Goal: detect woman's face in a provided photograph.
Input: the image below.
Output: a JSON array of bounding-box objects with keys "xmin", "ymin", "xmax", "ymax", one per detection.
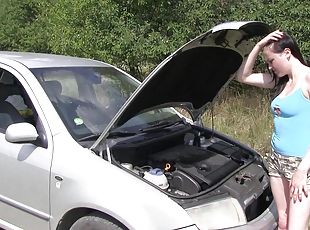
[{"xmin": 263, "ymin": 46, "xmax": 290, "ymax": 77}]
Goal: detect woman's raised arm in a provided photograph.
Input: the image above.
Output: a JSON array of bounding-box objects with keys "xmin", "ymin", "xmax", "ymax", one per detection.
[{"xmin": 235, "ymin": 30, "xmax": 284, "ymax": 89}]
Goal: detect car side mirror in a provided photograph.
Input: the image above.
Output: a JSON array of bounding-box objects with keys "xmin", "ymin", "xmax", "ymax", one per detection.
[{"xmin": 5, "ymin": 122, "xmax": 39, "ymax": 143}]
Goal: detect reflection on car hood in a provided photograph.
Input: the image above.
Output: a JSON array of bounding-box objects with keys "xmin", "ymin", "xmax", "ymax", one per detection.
[{"xmin": 91, "ymin": 21, "xmax": 271, "ymax": 149}]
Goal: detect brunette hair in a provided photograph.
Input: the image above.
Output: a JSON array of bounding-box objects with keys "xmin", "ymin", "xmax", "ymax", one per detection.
[{"xmin": 265, "ymin": 32, "xmax": 306, "ymax": 97}]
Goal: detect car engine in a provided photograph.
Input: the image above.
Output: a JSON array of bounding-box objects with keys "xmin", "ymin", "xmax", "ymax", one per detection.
[{"xmin": 108, "ymin": 124, "xmax": 273, "ymax": 221}]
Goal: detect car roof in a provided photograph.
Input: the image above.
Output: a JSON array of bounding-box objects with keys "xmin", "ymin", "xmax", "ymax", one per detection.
[{"xmin": 0, "ymin": 51, "xmax": 109, "ymax": 68}]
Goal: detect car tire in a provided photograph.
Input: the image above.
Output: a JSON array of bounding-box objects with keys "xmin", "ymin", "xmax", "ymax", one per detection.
[{"xmin": 70, "ymin": 212, "xmax": 126, "ymax": 230}]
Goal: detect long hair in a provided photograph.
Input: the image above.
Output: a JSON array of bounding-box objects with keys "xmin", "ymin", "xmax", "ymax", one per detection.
[{"xmin": 265, "ymin": 32, "xmax": 306, "ymax": 97}]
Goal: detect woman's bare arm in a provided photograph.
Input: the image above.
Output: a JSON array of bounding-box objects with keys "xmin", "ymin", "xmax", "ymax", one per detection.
[{"xmin": 235, "ymin": 30, "xmax": 284, "ymax": 89}]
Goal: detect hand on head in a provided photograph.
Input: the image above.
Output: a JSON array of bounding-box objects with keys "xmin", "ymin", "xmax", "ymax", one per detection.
[{"xmin": 257, "ymin": 30, "xmax": 284, "ymax": 49}]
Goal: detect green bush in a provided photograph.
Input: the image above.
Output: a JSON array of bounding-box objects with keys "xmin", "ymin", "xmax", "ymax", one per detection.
[{"xmin": 2, "ymin": 0, "xmax": 309, "ymax": 80}]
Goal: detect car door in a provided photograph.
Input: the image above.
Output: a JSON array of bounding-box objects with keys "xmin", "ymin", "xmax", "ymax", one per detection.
[{"xmin": 0, "ymin": 66, "xmax": 52, "ymax": 230}]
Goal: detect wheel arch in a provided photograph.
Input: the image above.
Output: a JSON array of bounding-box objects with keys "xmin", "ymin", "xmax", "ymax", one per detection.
[{"xmin": 56, "ymin": 207, "xmax": 128, "ymax": 230}]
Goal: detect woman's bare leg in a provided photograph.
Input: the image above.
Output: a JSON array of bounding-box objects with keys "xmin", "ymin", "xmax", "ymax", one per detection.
[
  {"xmin": 288, "ymin": 189, "xmax": 310, "ymax": 230},
  {"xmin": 270, "ymin": 176, "xmax": 290, "ymax": 230}
]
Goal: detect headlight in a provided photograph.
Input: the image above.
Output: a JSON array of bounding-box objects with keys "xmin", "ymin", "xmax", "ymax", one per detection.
[{"xmin": 186, "ymin": 197, "xmax": 247, "ymax": 230}]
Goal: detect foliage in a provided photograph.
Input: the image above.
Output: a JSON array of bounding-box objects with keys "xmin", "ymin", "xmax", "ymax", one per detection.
[
  {"xmin": 203, "ymin": 87, "xmax": 273, "ymax": 155},
  {"xmin": 0, "ymin": 0, "xmax": 50, "ymax": 51},
  {"xmin": 1, "ymin": 0, "xmax": 310, "ymax": 79},
  {"xmin": 228, "ymin": 0, "xmax": 310, "ymax": 61},
  {"xmin": 41, "ymin": 0, "xmax": 231, "ymax": 79}
]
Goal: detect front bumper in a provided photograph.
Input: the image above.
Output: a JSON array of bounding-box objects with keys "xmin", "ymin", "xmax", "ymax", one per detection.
[{"xmin": 224, "ymin": 200, "xmax": 278, "ymax": 230}]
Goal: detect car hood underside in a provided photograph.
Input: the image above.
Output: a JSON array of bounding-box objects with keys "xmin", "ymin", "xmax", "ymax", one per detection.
[{"xmin": 117, "ymin": 46, "xmax": 243, "ymax": 125}]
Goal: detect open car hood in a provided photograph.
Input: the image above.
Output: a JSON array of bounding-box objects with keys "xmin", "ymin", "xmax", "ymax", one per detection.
[{"xmin": 91, "ymin": 21, "xmax": 271, "ymax": 149}]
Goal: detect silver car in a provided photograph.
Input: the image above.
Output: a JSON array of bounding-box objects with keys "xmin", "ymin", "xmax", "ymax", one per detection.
[{"xmin": 0, "ymin": 21, "xmax": 277, "ymax": 230}]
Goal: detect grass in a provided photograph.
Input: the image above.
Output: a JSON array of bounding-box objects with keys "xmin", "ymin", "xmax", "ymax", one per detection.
[{"xmin": 202, "ymin": 85, "xmax": 273, "ymax": 156}]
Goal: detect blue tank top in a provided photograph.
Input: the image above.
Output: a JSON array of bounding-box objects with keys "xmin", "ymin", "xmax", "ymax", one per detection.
[{"xmin": 271, "ymin": 88, "xmax": 310, "ymax": 157}]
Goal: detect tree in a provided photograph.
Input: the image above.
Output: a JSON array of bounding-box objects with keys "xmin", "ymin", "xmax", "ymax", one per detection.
[
  {"xmin": 42, "ymin": 0, "xmax": 231, "ymax": 79},
  {"xmin": 0, "ymin": 0, "xmax": 50, "ymax": 51},
  {"xmin": 1, "ymin": 0, "xmax": 310, "ymax": 80},
  {"xmin": 228, "ymin": 0, "xmax": 310, "ymax": 62}
]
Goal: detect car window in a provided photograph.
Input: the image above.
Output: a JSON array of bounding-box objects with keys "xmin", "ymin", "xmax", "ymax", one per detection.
[
  {"xmin": 119, "ymin": 108, "xmax": 181, "ymax": 130},
  {"xmin": 31, "ymin": 67, "xmax": 139, "ymax": 140},
  {"xmin": 0, "ymin": 69, "xmax": 46, "ymax": 146},
  {"xmin": 0, "ymin": 71, "xmax": 28, "ymax": 131},
  {"xmin": 42, "ymin": 70, "xmax": 79, "ymax": 99}
]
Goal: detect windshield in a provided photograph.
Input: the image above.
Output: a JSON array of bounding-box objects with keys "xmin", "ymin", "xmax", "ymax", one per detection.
[
  {"xmin": 31, "ymin": 66, "xmax": 180, "ymax": 141},
  {"xmin": 32, "ymin": 67, "xmax": 138, "ymax": 139}
]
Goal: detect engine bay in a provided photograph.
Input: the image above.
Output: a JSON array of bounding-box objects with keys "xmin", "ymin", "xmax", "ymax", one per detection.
[
  {"xmin": 110, "ymin": 125, "xmax": 261, "ymax": 193},
  {"xmin": 106, "ymin": 124, "xmax": 273, "ymax": 221}
]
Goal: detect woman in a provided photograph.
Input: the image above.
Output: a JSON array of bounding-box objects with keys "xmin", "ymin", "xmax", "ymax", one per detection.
[{"xmin": 235, "ymin": 30, "xmax": 310, "ymax": 230}]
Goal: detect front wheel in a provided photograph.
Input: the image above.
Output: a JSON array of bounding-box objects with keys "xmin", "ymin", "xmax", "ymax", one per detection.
[{"xmin": 70, "ymin": 212, "xmax": 126, "ymax": 230}]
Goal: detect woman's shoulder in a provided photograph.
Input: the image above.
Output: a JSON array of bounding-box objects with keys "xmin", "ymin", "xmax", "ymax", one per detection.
[{"xmin": 302, "ymin": 67, "xmax": 310, "ymax": 97}]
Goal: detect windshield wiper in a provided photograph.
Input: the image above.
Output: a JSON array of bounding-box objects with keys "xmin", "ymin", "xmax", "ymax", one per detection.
[
  {"xmin": 108, "ymin": 130, "xmax": 137, "ymax": 138},
  {"xmin": 78, "ymin": 130, "xmax": 136, "ymax": 142},
  {"xmin": 139, "ymin": 119, "xmax": 184, "ymax": 133},
  {"xmin": 78, "ymin": 134, "xmax": 101, "ymax": 142}
]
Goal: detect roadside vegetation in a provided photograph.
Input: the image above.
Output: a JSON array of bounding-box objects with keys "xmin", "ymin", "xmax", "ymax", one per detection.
[
  {"xmin": 1, "ymin": 0, "xmax": 310, "ymax": 152},
  {"xmin": 203, "ymin": 84, "xmax": 273, "ymax": 156}
]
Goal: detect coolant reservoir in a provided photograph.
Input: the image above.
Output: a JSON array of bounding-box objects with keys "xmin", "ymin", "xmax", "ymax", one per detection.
[{"xmin": 143, "ymin": 168, "xmax": 169, "ymax": 189}]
